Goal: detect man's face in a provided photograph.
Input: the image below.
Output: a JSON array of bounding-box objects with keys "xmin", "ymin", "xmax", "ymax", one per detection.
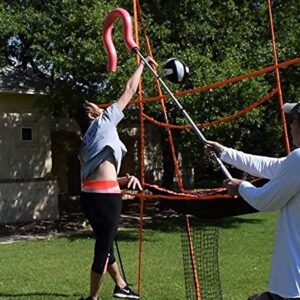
[{"xmin": 289, "ymin": 114, "xmax": 300, "ymax": 147}]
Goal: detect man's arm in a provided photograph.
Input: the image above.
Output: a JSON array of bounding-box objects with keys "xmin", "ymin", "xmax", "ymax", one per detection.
[
  {"xmin": 225, "ymin": 151, "xmax": 300, "ymax": 211},
  {"xmin": 205, "ymin": 140, "xmax": 285, "ymax": 179},
  {"xmin": 221, "ymin": 147, "xmax": 285, "ymax": 180}
]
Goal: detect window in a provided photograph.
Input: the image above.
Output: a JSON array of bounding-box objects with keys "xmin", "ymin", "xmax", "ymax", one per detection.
[{"xmin": 21, "ymin": 127, "xmax": 33, "ymax": 142}]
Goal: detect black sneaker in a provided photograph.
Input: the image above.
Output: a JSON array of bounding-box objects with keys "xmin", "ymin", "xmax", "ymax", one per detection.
[{"xmin": 113, "ymin": 285, "xmax": 140, "ymax": 299}]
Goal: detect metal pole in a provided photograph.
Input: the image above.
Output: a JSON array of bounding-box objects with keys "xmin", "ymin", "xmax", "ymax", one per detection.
[{"xmin": 135, "ymin": 49, "xmax": 232, "ymax": 180}]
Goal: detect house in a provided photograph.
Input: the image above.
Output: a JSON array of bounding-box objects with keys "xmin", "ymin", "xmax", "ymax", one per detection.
[
  {"xmin": 0, "ymin": 65, "xmax": 79, "ymax": 223},
  {"xmin": 0, "ymin": 64, "xmax": 194, "ymax": 224}
]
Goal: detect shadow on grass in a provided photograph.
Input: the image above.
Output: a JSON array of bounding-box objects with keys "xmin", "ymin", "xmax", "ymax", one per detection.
[
  {"xmin": 61, "ymin": 212, "xmax": 267, "ymax": 244},
  {"xmin": 0, "ymin": 292, "xmax": 81, "ymax": 299},
  {"xmin": 141, "ymin": 213, "xmax": 266, "ymax": 232},
  {"xmin": 0, "ymin": 206, "xmax": 268, "ymax": 245},
  {"xmin": 212, "ymin": 215, "xmax": 266, "ymax": 229},
  {"xmin": 63, "ymin": 230, "xmax": 140, "ymax": 243},
  {"xmin": 0, "ymin": 197, "xmax": 270, "ymax": 244}
]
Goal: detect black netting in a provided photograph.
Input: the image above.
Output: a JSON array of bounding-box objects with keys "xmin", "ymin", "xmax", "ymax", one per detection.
[{"xmin": 181, "ymin": 217, "xmax": 223, "ymax": 300}]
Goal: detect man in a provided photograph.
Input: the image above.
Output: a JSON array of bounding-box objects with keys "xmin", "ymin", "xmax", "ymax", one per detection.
[{"xmin": 206, "ymin": 102, "xmax": 300, "ymax": 300}]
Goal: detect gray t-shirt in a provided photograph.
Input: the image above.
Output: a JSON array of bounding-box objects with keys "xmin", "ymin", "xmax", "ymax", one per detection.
[{"xmin": 79, "ymin": 103, "xmax": 127, "ymax": 181}]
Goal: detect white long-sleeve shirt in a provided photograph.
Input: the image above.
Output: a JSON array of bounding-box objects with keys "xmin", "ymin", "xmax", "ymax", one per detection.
[{"xmin": 220, "ymin": 147, "xmax": 300, "ymax": 298}]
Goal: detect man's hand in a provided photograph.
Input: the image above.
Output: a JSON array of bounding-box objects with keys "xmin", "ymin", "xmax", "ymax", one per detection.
[
  {"xmin": 223, "ymin": 178, "xmax": 244, "ymax": 196},
  {"xmin": 204, "ymin": 140, "xmax": 225, "ymax": 158}
]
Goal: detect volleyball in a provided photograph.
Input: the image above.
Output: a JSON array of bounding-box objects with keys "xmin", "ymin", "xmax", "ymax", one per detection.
[{"xmin": 163, "ymin": 58, "xmax": 189, "ymax": 84}]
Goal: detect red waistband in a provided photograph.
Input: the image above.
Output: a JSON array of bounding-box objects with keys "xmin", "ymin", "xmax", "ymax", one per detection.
[{"xmin": 82, "ymin": 180, "xmax": 119, "ymax": 189}]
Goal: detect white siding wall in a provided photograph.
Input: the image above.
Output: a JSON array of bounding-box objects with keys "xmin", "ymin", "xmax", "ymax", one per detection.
[
  {"xmin": 0, "ymin": 112, "xmax": 52, "ymax": 178},
  {"xmin": 0, "ymin": 180, "xmax": 58, "ymax": 223},
  {"xmin": 0, "ymin": 93, "xmax": 58, "ymax": 223}
]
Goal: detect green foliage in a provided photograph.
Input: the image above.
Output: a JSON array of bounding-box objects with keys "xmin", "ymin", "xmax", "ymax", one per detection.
[
  {"xmin": 0, "ymin": 0, "xmax": 122, "ymax": 114},
  {"xmin": 137, "ymin": 0, "xmax": 299, "ymax": 184},
  {"xmin": 0, "ymin": 0, "xmax": 299, "ymax": 183}
]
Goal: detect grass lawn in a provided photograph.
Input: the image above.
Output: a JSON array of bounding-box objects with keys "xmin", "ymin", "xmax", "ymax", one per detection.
[{"xmin": 0, "ymin": 212, "xmax": 276, "ymax": 300}]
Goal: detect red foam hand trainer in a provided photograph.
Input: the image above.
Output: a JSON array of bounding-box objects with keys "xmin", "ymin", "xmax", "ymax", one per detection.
[{"xmin": 103, "ymin": 8, "xmax": 138, "ymax": 72}]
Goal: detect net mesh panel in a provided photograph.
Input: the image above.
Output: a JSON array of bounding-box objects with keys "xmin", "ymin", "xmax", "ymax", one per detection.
[{"xmin": 181, "ymin": 217, "xmax": 223, "ymax": 300}]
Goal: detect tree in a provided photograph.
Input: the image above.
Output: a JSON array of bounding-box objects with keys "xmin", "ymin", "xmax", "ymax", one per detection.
[
  {"xmin": 0, "ymin": 0, "xmax": 128, "ymax": 114},
  {"xmin": 0, "ymin": 0, "xmax": 299, "ymax": 186},
  {"xmin": 136, "ymin": 0, "xmax": 300, "ymax": 184}
]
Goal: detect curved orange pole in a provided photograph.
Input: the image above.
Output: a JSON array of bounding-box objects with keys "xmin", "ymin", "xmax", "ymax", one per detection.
[{"xmin": 103, "ymin": 8, "xmax": 138, "ymax": 72}]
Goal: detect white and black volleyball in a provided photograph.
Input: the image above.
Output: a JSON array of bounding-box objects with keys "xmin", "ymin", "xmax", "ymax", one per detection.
[{"xmin": 163, "ymin": 58, "xmax": 189, "ymax": 84}]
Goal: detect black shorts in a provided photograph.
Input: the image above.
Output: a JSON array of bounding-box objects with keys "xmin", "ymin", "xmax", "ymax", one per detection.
[{"xmin": 80, "ymin": 192, "xmax": 122, "ymax": 274}]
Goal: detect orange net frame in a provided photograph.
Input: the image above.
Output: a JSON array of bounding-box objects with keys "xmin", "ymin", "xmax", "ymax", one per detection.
[
  {"xmin": 109, "ymin": 0, "xmax": 300, "ymax": 294},
  {"xmin": 127, "ymin": 0, "xmax": 300, "ymax": 200}
]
